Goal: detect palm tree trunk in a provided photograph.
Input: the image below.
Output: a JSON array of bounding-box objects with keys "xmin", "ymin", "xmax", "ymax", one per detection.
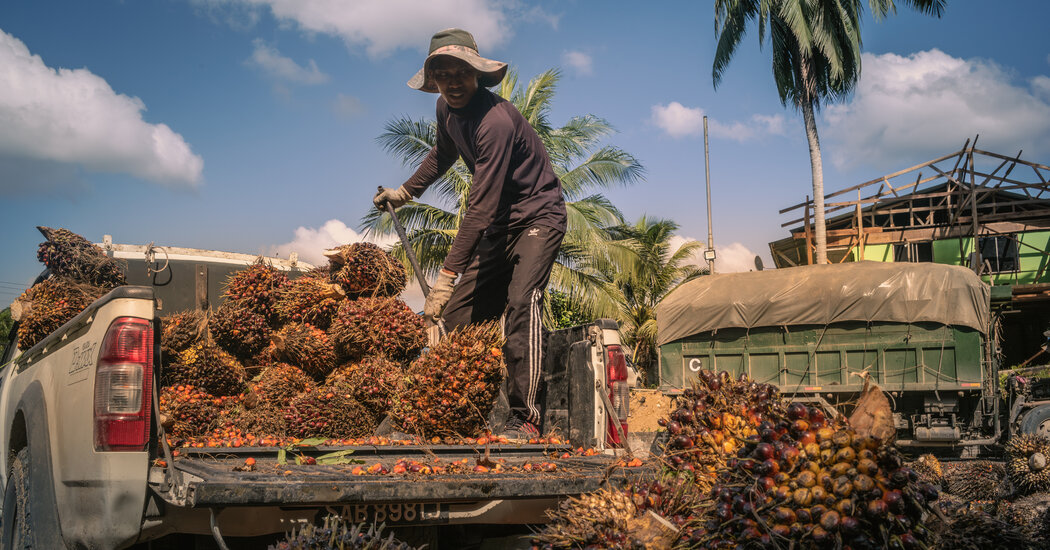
[{"xmin": 799, "ymin": 57, "xmax": 828, "ymax": 265}]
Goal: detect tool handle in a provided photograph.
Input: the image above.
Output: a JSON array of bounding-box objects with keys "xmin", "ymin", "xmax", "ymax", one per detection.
[{"xmin": 380, "ymin": 186, "xmax": 430, "ymax": 297}]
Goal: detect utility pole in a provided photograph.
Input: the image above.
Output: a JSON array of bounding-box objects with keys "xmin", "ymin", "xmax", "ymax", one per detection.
[{"xmin": 703, "ymin": 116, "xmax": 716, "ymax": 274}]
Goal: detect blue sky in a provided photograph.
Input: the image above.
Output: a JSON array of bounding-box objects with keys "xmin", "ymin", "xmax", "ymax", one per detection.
[{"xmin": 2, "ymin": 0, "xmax": 1050, "ymax": 308}]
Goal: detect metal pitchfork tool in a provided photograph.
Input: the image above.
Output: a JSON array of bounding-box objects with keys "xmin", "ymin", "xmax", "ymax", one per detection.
[{"xmin": 379, "ymin": 186, "xmax": 447, "ymax": 345}]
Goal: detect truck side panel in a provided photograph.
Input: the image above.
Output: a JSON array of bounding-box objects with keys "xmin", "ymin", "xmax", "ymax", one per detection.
[{"xmin": 5, "ymin": 288, "xmax": 155, "ymax": 548}]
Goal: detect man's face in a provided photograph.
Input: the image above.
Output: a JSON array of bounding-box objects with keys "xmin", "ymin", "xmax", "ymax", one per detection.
[{"xmin": 429, "ymin": 56, "xmax": 478, "ymax": 109}]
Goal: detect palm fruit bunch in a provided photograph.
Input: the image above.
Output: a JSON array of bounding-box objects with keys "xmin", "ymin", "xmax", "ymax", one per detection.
[
  {"xmin": 14, "ymin": 277, "xmax": 106, "ymax": 350},
  {"xmin": 269, "ymin": 515, "xmax": 417, "ymax": 550},
  {"xmin": 35, "ymin": 226, "xmax": 126, "ymax": 288},
  {"xmin": 535, "ymin": 470, "xmax": 706, "ymax": 550},
  {"xmin": 159, "ymin": 385, "xmax": 221, "ymax": 438},
  {"xmin": 1006, "ymin": 434, "xmax": 1050, "ymax": 496},
  {"xmin": 252, "ymin": 363, "xmax": 316, "ymax": 406},
  {"xmin": 943, "ymin": 460, "xmax": 1006, "ymax": 501},
  {"xmin": 325, "ymin": 242, "xmax": 407, "ymax": 298},
  {"xmin": 930, "ymin": 509, "xmax": 1032, "ymax": 550},
  {"xmin": 274, "ymin": 276, "xmax": 345, "ymax": 329},
  {"xmin": 391, "ymin": 322, "xmax": 505, "ymax": 438},
  {"xmin": 998, "ymin": 493, "xmax": 1050, "ymax": 548},
  {"xmin": 325, "ymin": 356, "xmax": 403, "ymax": 418},
  {"xmin": 160, "ymin": 309, "xmax": 209, "ymax": 363},
  {"xmin": 534, "ymin": 488, "xmax": 642, "ymax": 549},
  {"xmin": 680, "ymin": 398, "xmax": 941, "ymax": 550},
  {"xmin": 283, "ymin": 386, "xmax": 375, "ymax": 439},
  {"xmin": 910, "ymin": 453, "xmax": 944, "ymax": 485},
  {"xmin": 328, "ymin": 297, "xmax": 426, "ymax": 362},
  {"xmin": 660, "ymin": 370, "xmax": 787, "ymax": 478},
  {"xmin": 233, "ymin": 403, "xmax": 288, "ymax": 439},
  {"xmin": 267, "ymin": 322, "xmax": 337, "ymax": 380},
  {"xmin": 164, "ymin": 342, "xmax": 247, "ymax": 396},
  {"xmin": 221, "ymin": 258, "xmax": 288, "ymax": 324},
  {"xmin": 211, "ymin": 299, "xmax": 272, "ymax": 361}
]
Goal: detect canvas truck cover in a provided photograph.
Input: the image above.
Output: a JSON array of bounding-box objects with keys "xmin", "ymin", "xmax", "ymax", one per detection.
[{"xmin": 656, "ymin": 261, "xmax": 990, "ymax": 346}]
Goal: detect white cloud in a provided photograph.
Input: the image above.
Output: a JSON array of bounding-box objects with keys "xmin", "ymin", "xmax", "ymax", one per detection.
[
  {"xmin": 714, "ymin": 242, "xmax": 762, "ymax": 273},
  {"xmin": 823, "ymin": 49, "xmax": 1050, "ymax": 169},
  {"xmin": 562, "ymin": 50, "xmax": 593, "ymax": 76},
  {"xmin": 199, "ymin": 0, "xmax": 523, "ymax": 57},
  {"xmin": 269, "ymin": 219, "xmax": 424, "ymax": 309},
  {"xmin": 650, "ymin": 102, "xmax": 786, "ymax": 141},
  {"xmin": 669, "ymin": 236, "xmax": 762, "ymax": 274},
  {"xmin": 0, "ymin": 29, "xmax": 203, "ymax": 190},
  {"xmin": 247, "ymin": 39, "xmax": 329, "ymax": 84},
  {"xmin": 332, "ymin": 93, "xmax": 365, "ymax": 119}
]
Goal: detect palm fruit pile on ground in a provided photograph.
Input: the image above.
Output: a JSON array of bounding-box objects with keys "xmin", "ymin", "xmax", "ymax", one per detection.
[
  {"xmin": 391, "ymin": 322, "xmax": 505, "ymax": 438},
  {"xmin": 35, "ymin": 226, "xmax": 126, "ymax": 288},
  {"xmin": 681, "ymin": 400, "xmax": 942, "ymax": 549},
  {"xmin": 534, "ymin": 473, "xmax": 702, "ymax": 549},
  {"xmin": 941, "ymin": 459, "xmax": 1006, "ymax": 502},
  {"xmin": 269, "ymin": 515, "xmax": 417, "ymax": 550},
  {"xmin": 325, "ymin": 242, "xmax": 407, "ymax": 298},
  {"xmin": 1006, "ymin": 433, "xmax": 1050, "ymax": 496},
  {"xmin": 659, "ymin": 369, "xmax": 787, "ymax": 479},
  {"xmin": 534, "ymin": 372, "xmax": 948, "ymax": 550}
]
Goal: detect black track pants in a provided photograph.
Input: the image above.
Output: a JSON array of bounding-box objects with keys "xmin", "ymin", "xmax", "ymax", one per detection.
[{"xmin": 442, "ymin": 224, "xmax": 565, "ymax": 425}]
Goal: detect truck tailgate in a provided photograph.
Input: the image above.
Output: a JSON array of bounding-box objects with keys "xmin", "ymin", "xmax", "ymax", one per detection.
[{"xmin": 153, "ymin": 444, "xmax": 642, "ymax": 508}]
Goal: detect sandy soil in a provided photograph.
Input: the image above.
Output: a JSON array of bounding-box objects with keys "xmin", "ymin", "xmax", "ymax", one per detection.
[{"xmin": 628, "ymin": 389, "xmax": 676, "ymax": 432}]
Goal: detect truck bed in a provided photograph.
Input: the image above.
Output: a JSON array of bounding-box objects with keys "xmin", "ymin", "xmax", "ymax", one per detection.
[{"xmin": 153, "ymin": 443, "xmax": 641, "ymax": 508}]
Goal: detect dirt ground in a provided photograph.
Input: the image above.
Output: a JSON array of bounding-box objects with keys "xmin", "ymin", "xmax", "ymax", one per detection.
[{"xmin": 628, "ymin": 389, "xmax": 676, "ymax": 432}]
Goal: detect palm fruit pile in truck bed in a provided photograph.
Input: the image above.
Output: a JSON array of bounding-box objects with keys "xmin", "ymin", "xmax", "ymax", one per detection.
[
  {"xmin": 155, "ymin": 241, "xmax": 515, "ymax": 447},
  {"xmin": 10, "ymin": 227, "xmax": 128, "ymax": 350},
  {"xmin": 8, "ymin": 228, "xmax": 512, "ymax": 446}
]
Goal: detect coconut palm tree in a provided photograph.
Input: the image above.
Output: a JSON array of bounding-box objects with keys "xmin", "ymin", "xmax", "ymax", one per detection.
[
  {"xmin": 585, "ymin": 216, "xmax": 707, "ymax": 384},
  {"xmin": 363, "ymin": 68, "xmax": 644, "ymax": 318},
  {"xmin": 713, "ymin": 0, "xmax": 944, "ymax": 264}
]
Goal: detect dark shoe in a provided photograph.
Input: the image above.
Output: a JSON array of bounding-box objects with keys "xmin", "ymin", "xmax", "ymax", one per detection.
[{"xmin": 499, "ymin": 418, "xmax": 539, "ymax": 442}]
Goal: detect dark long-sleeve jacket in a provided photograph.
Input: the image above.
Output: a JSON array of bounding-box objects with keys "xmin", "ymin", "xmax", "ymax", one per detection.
[{"xmin": 402, "ymin": 88, "xmax": 567, "ymax": 274}]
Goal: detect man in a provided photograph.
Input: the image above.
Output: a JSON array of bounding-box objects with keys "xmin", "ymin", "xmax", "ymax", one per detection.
[{"xmin": 374, "ymin": 28, "xmax": 567, "ymax": 440}]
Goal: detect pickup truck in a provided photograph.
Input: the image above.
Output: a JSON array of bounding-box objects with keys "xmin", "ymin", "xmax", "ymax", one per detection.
[{"xmin": 0, "ymin": 242, "xmax": 638, "ymax": 549}]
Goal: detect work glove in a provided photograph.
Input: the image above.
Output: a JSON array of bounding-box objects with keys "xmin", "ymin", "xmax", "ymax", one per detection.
[
  {"xmin": 373, "ymin": 185, "xmax": 413, "ymax": 211},
  {"xmin": 424, "ymin": 269, "xmax": 457, "ymax": 322}
]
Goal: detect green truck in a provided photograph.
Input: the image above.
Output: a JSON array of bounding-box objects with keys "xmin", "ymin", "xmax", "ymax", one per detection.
[{"xmin": 656, "ymin": 261, "xmax": 1050, "ymax": 457}]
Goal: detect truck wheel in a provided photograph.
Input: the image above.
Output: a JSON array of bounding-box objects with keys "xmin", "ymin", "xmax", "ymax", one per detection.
[
  {"xmin": 1020, "ymin": 404, "xmax": 1050, "ymax": 437},
  {"xmin": 2, "ymin": 448, "xmax": 37, "ymax": 548}
]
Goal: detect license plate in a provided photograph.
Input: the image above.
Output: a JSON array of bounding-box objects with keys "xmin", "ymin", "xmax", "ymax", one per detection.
[{"xmin": 340, "ymin": 502, "xmax": 444, "ymax": 525}]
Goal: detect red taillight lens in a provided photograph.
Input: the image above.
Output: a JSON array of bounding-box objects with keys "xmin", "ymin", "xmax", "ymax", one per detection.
[
  {"xmin": 605, "ymin": 345, "xmax": 629, "ymax": 446},
  {"xmin": 94, "ymin": 317, "xmax": 153, "ymax": 452},
  {"xmin": 606, "ymin": 345, "xmax": 628, "ymax": 382}
]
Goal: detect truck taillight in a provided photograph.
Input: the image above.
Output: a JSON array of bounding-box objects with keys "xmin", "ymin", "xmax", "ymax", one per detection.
[
  {"xmin": 605, "ymin": 345, "xmax": 629, "ymax": 446},
  {"xmin": 94, "ymin": 317, "xmax": 153, "ymax": 452}
]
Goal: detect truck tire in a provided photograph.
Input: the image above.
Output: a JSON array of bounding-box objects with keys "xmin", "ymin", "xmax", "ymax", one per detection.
[
  {"xmin": 2, "ymin": 448, "xmax": 37, "ymax": 549},
  {"xmin": 1021, "ymin": 404, "xmax": 1050, "ymax": 437}
]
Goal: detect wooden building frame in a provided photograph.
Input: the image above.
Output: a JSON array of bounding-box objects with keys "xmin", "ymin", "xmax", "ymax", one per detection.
[{"xmin": 770, "ymin": 137, "xmax": 1050, "ymax": 289}]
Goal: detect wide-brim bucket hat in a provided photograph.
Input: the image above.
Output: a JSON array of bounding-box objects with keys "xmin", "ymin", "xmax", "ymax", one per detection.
[{"xmin": 407, "ymin": 28, "xmax": 508, "ymax": 93}]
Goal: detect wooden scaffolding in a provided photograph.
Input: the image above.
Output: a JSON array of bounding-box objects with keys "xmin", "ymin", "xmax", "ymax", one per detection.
[{"xmin": 770, "ymin": 136, "xmax": 1050, "ymax": 286}]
